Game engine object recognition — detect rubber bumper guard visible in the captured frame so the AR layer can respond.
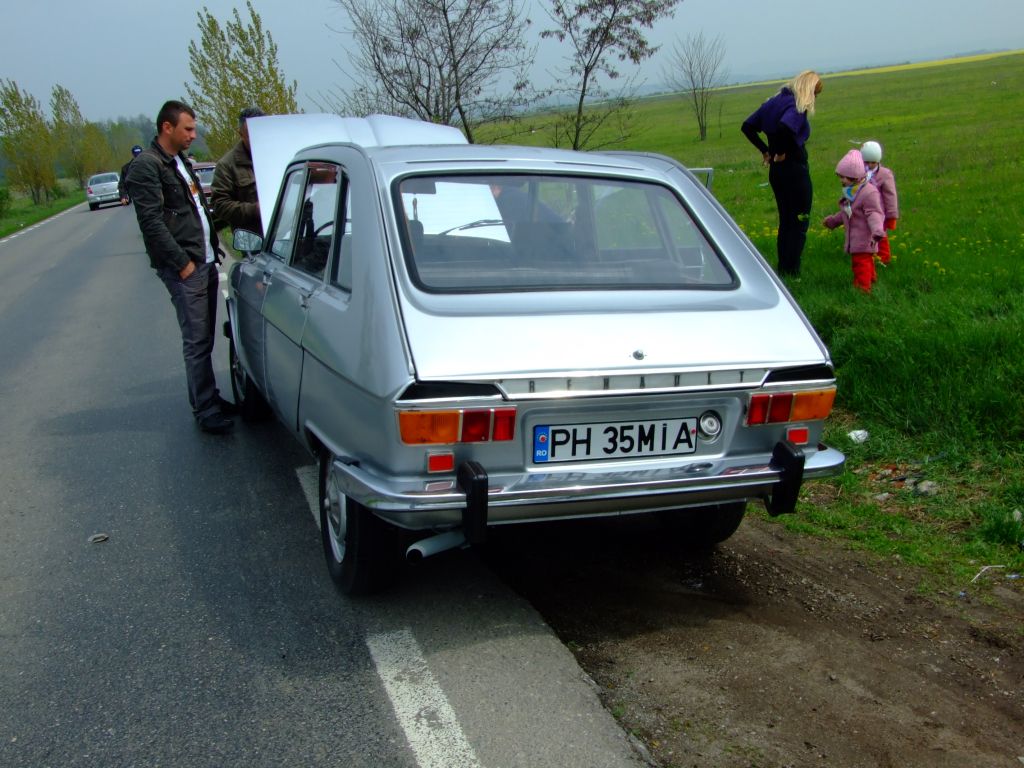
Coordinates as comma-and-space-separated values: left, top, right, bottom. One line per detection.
766, 440, 806, 516
458, 461, 489, 545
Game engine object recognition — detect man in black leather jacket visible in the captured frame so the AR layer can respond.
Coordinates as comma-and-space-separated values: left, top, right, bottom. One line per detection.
126, 100, 235, 434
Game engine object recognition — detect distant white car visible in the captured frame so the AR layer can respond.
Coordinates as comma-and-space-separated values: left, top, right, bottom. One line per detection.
225, 115, 845, 594
86, 172, 121, 211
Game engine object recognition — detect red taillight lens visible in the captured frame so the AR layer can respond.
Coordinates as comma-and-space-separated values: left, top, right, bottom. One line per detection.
461, 411, 491, 442
87, 187, 93, 194
748, 394, 770, 425
492, 408, 516, 441
768, 393, 794, 423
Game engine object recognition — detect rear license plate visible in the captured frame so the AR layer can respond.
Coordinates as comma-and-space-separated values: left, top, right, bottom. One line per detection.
533, 419, 698, 463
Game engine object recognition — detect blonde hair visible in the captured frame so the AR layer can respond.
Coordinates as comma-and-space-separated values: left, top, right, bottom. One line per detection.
787, 70, 822, 115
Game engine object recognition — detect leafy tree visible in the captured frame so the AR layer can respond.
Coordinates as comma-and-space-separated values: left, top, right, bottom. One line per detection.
81, 122, 115, 176
541, 0, 681, 150
50, 85, 88, 186
329, 0, 536, 143
662, 31, 727, 141
0, 79, 57, 204
185, 0, 299, 156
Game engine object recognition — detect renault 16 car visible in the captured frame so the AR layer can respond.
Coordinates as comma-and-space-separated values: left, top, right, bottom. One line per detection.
224, 115, 845, 594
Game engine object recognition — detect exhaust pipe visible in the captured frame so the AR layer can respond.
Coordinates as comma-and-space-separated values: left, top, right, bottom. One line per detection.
406, 530, 466, 562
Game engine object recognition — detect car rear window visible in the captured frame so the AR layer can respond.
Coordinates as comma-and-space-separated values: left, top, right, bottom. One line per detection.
395, 174, 733, 292
90, 174, 119, 185
195, 167, 215, 183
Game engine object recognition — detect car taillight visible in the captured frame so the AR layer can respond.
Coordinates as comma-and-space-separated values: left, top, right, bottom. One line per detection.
398, 407, 516, 444
747, 388, 835, 426
87, 187, 93, 194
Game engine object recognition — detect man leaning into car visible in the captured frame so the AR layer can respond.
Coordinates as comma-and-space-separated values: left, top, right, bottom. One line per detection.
212, 106, 265, 237
126, 100, 236, 435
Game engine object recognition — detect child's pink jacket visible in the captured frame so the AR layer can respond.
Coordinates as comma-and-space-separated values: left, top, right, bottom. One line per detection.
869, 165, 899, 221
823, 183, 885, 254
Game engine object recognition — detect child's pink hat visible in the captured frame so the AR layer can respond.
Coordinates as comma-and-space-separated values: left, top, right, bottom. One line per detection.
835, 149, 866, 179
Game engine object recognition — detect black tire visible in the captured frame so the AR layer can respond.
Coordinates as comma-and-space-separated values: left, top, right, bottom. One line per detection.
318, 452, 401, 595
88, 203, 98, 211
228, 336, 271, 422
659, 502, 747, 549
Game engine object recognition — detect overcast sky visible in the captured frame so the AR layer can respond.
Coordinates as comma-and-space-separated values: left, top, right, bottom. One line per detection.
3, 0, 1022, 123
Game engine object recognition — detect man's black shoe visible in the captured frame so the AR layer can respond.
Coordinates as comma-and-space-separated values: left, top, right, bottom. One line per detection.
199, 412, 234, 434
216, 396, 239, 416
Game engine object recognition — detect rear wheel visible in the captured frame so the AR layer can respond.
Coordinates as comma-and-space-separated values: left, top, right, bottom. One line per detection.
659, 502, 747, 549
228, 336, 270, 421
318, 451, 401, 595
89, 203, 98, 211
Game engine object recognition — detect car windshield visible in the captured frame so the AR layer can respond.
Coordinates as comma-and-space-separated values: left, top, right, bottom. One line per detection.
195, 166, 215, 183
90, 174, 118, 185
395, 174, 733, 292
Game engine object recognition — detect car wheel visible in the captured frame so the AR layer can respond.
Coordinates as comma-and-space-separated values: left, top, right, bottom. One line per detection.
318, 451, 400, 595
89, 203, 98, 211
228, 336, 270, 422
659, 502, 747, 549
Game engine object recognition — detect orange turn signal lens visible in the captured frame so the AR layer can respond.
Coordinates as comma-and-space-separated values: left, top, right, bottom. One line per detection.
792, 388, 836, 420
399, 410, 460, 444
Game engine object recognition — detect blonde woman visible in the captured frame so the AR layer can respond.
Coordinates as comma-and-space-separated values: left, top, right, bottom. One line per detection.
742, 70, 823, 277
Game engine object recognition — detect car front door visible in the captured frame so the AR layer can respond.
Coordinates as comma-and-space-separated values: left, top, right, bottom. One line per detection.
261, 162, 341, 431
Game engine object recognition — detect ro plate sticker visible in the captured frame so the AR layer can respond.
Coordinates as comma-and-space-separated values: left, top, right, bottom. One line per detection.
533, 426, 551, 463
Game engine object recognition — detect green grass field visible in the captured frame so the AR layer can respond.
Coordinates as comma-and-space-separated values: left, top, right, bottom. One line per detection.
508, 52, 1024, 592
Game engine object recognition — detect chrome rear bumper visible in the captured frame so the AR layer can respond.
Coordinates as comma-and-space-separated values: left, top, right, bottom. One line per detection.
332, 444, 845, 530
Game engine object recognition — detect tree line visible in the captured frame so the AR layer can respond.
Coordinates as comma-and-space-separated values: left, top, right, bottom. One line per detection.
1, 0, 729, 207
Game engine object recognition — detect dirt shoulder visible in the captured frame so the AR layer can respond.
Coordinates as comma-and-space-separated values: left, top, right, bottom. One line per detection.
484, 514, 1023, 768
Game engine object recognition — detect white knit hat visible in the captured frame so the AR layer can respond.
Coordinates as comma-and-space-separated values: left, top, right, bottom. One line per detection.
860, 141, 883, 162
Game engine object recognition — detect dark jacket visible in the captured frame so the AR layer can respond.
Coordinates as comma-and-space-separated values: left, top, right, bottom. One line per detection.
212, 140, 262, 235
126, 138, 220, 272
118, 158, 136, 199
741, 87, 811, 163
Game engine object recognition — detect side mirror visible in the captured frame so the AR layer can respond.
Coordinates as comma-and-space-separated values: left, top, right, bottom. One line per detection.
232, 229, 264, 254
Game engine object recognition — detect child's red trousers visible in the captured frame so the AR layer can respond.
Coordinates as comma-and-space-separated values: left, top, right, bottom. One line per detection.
877, 218, 897, 264
851, 253, 876, 292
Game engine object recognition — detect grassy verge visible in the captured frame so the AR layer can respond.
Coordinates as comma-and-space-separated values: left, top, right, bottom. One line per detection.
498, 52, 1024, 595
0, 184, 86, 240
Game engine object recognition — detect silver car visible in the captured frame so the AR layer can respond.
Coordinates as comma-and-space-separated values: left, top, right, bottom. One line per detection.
86, 172, 121, 211
225, 116, 844, 594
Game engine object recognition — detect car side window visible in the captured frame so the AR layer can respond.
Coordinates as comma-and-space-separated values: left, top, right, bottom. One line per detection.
268, 168, 306, 261
291, 163, 340, 281
331, 178, 353, 291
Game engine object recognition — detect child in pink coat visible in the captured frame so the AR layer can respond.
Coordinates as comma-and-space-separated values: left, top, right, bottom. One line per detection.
861, 140, 899, 264
822, 150, 885, 292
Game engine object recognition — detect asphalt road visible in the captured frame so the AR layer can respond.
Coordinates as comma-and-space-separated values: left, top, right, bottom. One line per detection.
0, 204, 647, 768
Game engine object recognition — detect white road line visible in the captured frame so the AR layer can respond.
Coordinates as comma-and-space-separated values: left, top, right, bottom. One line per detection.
0, 204, 83, 245
366, 629, 482, 768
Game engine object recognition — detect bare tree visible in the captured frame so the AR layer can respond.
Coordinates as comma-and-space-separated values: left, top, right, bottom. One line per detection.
541, 0, 681, 150
185, 0, 299, 156
329, 0, 536, 143
662, 31, 728, 141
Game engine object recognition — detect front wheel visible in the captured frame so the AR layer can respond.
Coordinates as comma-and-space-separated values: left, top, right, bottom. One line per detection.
228, 336, 270, 421
658, 502, 747, 549
319, 452, 400, 595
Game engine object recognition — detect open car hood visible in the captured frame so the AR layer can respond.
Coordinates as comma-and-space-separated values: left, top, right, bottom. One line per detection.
247, 114, 467, 235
